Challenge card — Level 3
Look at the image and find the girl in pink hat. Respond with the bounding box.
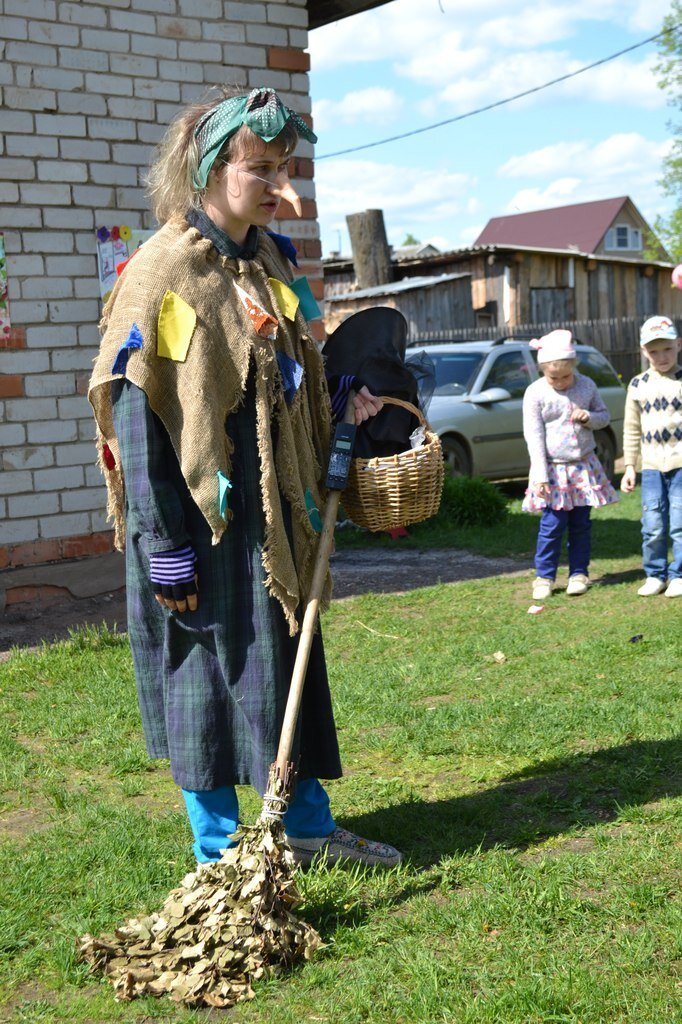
[522,330,619,600]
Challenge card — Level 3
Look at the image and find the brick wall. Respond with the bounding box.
[0,0,320,570]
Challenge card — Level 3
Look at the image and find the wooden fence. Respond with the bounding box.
[412,316,682,381]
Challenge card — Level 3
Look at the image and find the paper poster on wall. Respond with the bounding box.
[96,225,155,302]
[0,233,10,340]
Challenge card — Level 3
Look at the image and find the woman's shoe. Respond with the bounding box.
[664,578,682,598]
[286,827,402,867]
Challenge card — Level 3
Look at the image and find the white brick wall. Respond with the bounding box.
[1,0,317,564]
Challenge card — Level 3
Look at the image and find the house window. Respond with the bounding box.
[605,224,643,251]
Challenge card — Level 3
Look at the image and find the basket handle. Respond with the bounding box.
[378,395,428,428]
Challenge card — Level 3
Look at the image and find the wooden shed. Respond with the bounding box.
[325,272,474,337]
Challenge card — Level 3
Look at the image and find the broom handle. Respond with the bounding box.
[274,395,354,774]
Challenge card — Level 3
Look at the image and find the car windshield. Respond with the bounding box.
[429,351,484,396]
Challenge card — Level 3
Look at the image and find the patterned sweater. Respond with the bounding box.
[623,365,682,472]
[522,372,610,484]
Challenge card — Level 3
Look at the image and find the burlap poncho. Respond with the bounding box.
[89,217,332,633]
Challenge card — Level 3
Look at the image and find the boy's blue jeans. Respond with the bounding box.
[182,778,335,863]
[535,506,591,580]
[641,468,682,581]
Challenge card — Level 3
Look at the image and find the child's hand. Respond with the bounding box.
[620,466,637,493]
[533,482,551,500]
[570,407,590,424]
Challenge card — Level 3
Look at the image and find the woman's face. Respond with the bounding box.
[203,139,291,243]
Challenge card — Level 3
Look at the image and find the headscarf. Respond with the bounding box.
[193,87,317,189]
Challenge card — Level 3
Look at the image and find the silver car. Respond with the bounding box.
[409,339,626,480]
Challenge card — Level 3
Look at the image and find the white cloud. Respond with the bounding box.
[506,178,585,213]
[500,132,672,181]
[478,7,576,48]
[315,157,472,253]
[562,55,662,109]
[396,32,487,87]
[502,133,673,214]
[626,0,671,32]
[429,51,663,114]
[312,88,404,132]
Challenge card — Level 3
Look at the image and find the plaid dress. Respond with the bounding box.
[109,218,341,793]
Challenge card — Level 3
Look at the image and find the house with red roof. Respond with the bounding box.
[474,196,664,262]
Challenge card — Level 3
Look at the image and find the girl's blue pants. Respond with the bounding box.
[535,505,591,580]
[182,778,335,862]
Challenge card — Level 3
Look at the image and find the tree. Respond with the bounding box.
[646,4,682,262]
[401,233,421,246]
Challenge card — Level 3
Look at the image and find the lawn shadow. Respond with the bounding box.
[597,567,644,587]
[338,737,682,869]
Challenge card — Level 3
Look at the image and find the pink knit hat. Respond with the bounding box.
[530,329,576,364]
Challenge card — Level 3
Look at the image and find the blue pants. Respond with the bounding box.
[535,506,592,581]
[182,778,336,863]
[641,468,682,581]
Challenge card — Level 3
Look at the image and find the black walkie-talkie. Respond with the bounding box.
[325,421,357,490]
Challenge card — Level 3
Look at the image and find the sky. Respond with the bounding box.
[307,0,676,259]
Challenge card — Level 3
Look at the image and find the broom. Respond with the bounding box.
[79,399,356,1009]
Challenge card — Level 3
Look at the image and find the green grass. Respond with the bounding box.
[337,480,644,559]
[0,489,680,1023]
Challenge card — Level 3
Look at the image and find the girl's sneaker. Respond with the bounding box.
[638,577,666,597]
[664,578,682,598]
[566,574,590,596]
[532,578,554,601]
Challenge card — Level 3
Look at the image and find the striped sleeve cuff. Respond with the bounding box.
[327,373,360,421]
[149,544,197,586]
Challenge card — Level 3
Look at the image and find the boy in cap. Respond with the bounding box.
[621,316,682,597]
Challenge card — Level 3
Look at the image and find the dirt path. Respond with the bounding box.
[0,547,525,656]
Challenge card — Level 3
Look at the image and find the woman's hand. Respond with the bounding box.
[149,545,199,613]
[570,407,590,424]
[352,385,383,424]
[533,482,551,500]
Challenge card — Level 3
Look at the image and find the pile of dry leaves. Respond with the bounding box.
[79,819,321,1009]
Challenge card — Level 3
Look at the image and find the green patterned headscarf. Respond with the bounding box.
[193,88,317,189]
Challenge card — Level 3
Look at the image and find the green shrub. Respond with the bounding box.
[435,474,508,528]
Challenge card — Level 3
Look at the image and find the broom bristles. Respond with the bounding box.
[79,765,321,1008]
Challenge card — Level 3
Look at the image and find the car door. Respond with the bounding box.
[468,349,534,477]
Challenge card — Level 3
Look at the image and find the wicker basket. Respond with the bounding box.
[341,396,444,532]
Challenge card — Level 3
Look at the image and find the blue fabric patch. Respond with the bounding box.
[266,230,299,267]
[111,322,143,375]
[289,276,321,321]
[276,350,304,405]
[217,470,232,518]
[305,488,322,533]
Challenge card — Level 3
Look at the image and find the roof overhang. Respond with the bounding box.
[307,0,394,30]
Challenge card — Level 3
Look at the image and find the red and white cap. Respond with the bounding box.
[530,329,576,364]
[639,316,678,348]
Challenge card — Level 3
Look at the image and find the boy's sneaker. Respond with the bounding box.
[532,578,554,601]
[566,574,590,596]
[286,827,402,868]
[664,578,682,598]
[637,577,666,597]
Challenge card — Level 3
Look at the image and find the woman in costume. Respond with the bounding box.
[89,86,401,868]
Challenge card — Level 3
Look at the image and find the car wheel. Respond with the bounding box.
[442,436,472,477]
[594,430,616,481]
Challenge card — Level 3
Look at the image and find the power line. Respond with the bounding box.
[316,23,681,161]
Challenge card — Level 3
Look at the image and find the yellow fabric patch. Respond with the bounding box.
[268,277,300,322]
[157,290,196,361]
